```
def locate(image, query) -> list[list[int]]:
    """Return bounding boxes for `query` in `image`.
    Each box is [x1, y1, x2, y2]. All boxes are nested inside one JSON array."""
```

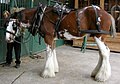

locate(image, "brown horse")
[[117, 16, 120, 32], [4, 3, 116, 82], [111, 4, 120, 32]]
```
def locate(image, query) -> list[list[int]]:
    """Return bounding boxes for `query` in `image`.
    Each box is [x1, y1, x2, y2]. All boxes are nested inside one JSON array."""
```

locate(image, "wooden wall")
[[73, 0, 120, 11]]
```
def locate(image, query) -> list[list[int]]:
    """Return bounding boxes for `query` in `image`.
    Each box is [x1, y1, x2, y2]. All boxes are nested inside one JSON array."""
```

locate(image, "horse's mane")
[[10, 7, 25, 14]]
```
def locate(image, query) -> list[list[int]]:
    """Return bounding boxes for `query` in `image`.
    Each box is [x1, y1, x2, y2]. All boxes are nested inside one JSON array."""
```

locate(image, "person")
[[4, 37, 22, 68], [3, 11, 22, 68]]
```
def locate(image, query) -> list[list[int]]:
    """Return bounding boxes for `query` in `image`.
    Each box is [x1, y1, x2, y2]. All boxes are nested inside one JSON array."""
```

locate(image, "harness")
[[76, 5, 110, 35], [53, 3, 71, 38], [35, 2, 71, 39], [30, 4, 47, 36]]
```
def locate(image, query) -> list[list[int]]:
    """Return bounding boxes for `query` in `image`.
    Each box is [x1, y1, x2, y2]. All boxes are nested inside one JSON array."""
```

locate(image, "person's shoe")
[[14, 64, 20, 68], [2, 63, 11, 67]]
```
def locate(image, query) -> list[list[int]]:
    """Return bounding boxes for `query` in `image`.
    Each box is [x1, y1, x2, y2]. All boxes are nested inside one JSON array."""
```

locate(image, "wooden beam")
[[75, 0, 79, 9], [88, 0, 90, 6], [100, 0, 104, 9]]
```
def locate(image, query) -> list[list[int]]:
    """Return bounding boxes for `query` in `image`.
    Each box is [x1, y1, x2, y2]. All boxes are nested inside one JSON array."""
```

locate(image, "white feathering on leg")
[[91, 37, 102, 77], [91, 50, 102, 77], [41, 45, 55, 78], [93, 36, 111, 82], [53, 49, 59, 73]]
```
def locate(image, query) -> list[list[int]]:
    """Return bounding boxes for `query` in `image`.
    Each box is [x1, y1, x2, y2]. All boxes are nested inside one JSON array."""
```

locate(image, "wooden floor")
[[73, 33, 120, 52]]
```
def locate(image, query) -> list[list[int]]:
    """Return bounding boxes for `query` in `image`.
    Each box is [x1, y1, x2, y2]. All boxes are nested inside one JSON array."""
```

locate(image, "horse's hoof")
[[91, 71, 97, 77], [95, 73, 110, 82], [95, 76, 106, 82], [54, 68, 59, 73], [91, 74, 95, 78], [41, 71, 55, 78]]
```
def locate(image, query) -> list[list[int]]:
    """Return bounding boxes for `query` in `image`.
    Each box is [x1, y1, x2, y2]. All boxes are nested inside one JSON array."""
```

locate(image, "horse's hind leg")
[[92, 36, 111, 82], [91, 48, 102, 77]]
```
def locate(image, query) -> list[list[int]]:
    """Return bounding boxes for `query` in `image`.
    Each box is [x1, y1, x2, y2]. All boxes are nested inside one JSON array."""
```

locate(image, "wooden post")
[[100, 0, 104, 9], [30, 0, 34, 8], [88, 0, 90, 6], [10, 0, 14, 9], [75, 0, 79, 9]]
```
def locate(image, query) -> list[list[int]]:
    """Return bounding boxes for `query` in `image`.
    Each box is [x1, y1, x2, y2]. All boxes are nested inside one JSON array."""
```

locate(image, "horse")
[[4, 2, 116, 82], [117, 16, 120, 32], [3, 7, 26, 43], [111, 4, 120, 32]]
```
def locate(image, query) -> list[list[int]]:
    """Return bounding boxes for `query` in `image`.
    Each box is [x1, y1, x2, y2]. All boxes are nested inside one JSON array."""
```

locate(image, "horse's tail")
[[109, 14, 117, 38]]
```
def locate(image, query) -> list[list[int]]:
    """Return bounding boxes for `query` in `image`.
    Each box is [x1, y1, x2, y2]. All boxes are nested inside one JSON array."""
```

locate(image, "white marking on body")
[[79, 6, 89, 14], [60, 29, 83, 40], [6, 21, 15, 43], [84, 6, 89, 10], [79, 5, 100, 15]]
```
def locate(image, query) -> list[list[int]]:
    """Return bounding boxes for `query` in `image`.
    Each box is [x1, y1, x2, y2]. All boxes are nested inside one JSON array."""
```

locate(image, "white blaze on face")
[[6, 21, 15, 43]]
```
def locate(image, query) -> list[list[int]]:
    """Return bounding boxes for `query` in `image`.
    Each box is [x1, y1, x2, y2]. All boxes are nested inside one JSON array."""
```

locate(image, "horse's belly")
[[59, 31, 84, 40]]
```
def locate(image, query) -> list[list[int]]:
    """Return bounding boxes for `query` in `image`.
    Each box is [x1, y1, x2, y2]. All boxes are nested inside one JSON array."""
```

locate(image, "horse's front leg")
[[92, 36, 111, 82], [53, 40, 59, 73], [41, 44, 55, 78], [41, 40, 59, 78]]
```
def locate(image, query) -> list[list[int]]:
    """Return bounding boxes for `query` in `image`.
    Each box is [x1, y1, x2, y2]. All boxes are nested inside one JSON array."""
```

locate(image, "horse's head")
[[3, 10, 25, 43], [5, 19, 21, 43]]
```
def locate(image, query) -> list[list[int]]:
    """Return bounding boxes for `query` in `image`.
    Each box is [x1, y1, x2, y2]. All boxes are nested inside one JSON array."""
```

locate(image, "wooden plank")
[[74, 0, 78, 9], [73, 33, 120, 52], [100, 0, 104, 9]]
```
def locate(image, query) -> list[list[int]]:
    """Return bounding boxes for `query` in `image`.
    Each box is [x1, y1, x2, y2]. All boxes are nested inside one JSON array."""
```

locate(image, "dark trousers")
[[6, 37, 21, 64]]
